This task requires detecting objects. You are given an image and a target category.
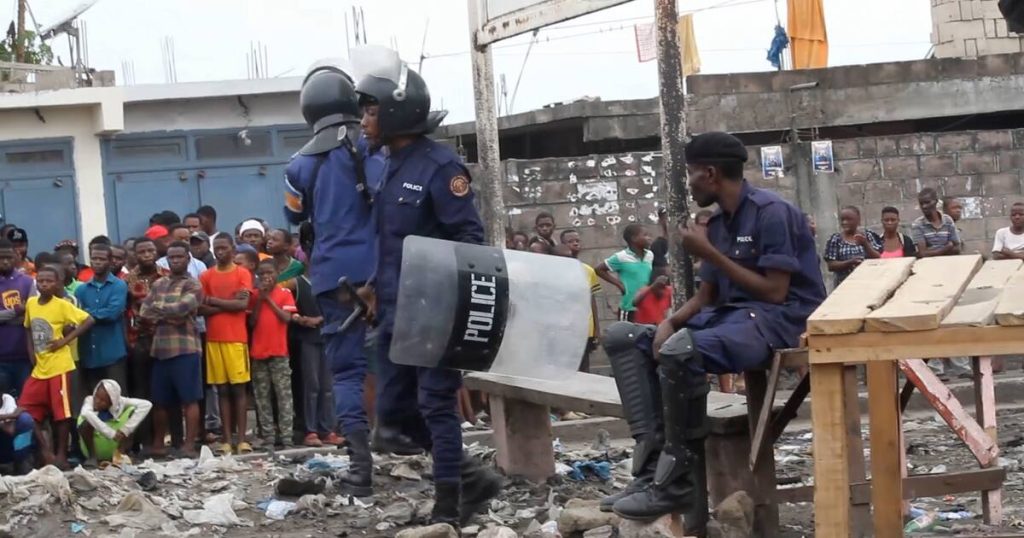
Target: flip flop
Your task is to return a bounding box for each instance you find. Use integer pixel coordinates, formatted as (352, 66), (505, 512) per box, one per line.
(236, 441), (253, 455)
(216, 443), (233, 456)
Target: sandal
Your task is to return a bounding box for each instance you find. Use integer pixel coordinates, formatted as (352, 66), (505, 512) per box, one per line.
(236, 441), (253, 455)
(216, 442), (233, 456)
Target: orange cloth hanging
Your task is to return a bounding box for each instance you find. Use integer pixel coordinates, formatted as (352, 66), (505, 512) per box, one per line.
(677, 14), (701, 77)
(787, 0), (828, 69)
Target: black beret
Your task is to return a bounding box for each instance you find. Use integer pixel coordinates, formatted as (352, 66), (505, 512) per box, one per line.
(684, 132), (748, 164)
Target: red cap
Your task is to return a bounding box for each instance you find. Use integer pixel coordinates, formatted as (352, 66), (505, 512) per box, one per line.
(145, 225), (169, 240)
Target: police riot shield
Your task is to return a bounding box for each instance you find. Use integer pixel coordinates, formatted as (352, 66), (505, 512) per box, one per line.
(390, 236), (591, 378)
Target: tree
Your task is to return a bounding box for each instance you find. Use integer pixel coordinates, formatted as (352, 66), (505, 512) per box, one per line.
(1, 29), (54, 65)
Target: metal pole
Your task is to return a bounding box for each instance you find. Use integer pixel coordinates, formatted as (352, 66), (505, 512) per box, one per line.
(654, 0), (695, 305)
(467, 0), (507, 247)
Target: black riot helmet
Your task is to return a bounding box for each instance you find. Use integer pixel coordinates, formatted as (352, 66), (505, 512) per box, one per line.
(356, 64), (441, 140)
(297, 64), (361, 155)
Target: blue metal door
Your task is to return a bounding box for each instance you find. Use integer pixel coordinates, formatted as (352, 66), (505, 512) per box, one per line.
(111, 170), (199, 240)
(1, 175), (78, 254)
(197, 164), (286, 233)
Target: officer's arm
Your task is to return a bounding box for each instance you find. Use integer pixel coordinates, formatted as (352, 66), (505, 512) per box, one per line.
(283, 159), (310, 225)
(429, 164), (485, 244)
(666, 281), (715, 330)
(701, 208), (796, 305)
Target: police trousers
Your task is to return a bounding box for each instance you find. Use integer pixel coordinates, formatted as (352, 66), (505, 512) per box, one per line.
(317, 293), (369, 436)
(376, 320), (463, 483)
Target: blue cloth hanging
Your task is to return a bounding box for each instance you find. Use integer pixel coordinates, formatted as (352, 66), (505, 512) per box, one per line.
(767, 24), (790, 70)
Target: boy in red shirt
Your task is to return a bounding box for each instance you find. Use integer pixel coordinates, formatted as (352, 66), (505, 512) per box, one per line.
(198, 234), (254, 455)
(250, 260), (297, 448)
(632, 272), (673, 325)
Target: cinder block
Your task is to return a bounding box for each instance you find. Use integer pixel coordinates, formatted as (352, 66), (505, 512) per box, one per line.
(982, 196), (1007, 216)
(932, 0), (963, 23)
(938, 19), (984, 44)
(838, 159), (881, 182)
(858, 138), (879, 158)
(975, 130), (1013, 151)
(1000, 149), (1024, 170)
(958, 217), (986, 241)
(978, 37), (1022, 55)
(897, 134), (936, 155)
(865, 181), (904, 203)
(880, 156), (920, 179)
(876, 137), (900, 157)
(982, 172), (1022, 195)
(902, 177), (946, 199)
(958, 152), (998, 174)
(944, 175), (984, 196)
(936, 133), (974, 152)
(837, 182), (866, 207)
(965, 38), (979, 57)
(831, 139), (859, 160)
(934, 39), (967, 58)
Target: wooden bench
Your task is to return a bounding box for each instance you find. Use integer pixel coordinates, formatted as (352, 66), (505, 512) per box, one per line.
(465, 369), (790, 536)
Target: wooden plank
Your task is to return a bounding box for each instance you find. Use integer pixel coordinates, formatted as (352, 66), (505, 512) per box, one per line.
(942, 260), (1024, 327)
(770, 374), (809, 444)
(490, 396), (555, 482)
(994, 266), (1024, 326)
(866, 255), (983, 332)
(742, 371), (779, 538)
(810, 363), (850, 538)
(807, 257), (915, 335)
(775, 467), (1007, 505)
(900, 359), (1000, 466)
(867, 362), (904, 537)
(749, 353), (783, 470)
(808, 325), (1024, 364)
(843, 366), (872, 536)
(974, 356), (1003, 525)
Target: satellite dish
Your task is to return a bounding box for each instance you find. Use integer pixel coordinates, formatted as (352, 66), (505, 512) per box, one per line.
(38, 0), (101, 40)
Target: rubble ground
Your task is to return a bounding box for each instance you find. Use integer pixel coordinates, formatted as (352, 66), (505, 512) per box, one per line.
(3, 407), (1024, 537)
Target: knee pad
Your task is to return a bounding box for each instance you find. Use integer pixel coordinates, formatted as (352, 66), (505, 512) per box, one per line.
(603, 322), (654, 357)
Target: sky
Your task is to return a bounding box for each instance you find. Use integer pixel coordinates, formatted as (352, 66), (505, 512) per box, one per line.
(5, 0), (934, 123)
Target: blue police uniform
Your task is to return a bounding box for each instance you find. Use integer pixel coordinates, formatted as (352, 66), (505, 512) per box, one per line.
(284, 144), (385, 437)
(374, 136), (484, 483)
(658, 180), (825, 376)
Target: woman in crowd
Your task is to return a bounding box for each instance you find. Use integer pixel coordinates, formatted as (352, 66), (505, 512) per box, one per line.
(823, 205), (881, 287)
(878, 206), (917, 258)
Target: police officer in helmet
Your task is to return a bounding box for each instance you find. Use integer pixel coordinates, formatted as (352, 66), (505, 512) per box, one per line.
(283, 59), (382, 497)
(353, 48), (501, 526)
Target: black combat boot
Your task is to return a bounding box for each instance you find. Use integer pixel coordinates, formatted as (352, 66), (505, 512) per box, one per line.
(372, 424), (424, 456)
(431, 481), (462, 528)
(337, 429), (373, 497)
(612, 328), (709, 537)
(599, 322), (665, 513)
(459, 454), (502, 525)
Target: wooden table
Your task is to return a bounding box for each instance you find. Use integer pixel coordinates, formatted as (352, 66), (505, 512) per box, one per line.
(807, 255), (1019, 537)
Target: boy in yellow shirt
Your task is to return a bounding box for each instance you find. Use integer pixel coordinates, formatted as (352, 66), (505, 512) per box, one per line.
(21, 265), (94, 469)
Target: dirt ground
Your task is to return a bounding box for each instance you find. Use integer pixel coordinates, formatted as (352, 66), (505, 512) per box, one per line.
(2, 406), (1023, 538)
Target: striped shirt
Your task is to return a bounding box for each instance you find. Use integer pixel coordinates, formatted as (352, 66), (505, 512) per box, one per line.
(911, 213), (960, 251)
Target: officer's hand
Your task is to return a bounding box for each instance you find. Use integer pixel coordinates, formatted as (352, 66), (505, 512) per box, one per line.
(652, 320), (676, 361)
(357, 285), (377, 324)
(678, 221), (714, 260)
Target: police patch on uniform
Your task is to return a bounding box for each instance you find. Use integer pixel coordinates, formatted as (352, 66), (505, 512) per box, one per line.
(450, 175), (470, 197)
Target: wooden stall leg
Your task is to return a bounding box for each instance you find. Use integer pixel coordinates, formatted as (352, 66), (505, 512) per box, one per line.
(973, 356), (1002, 525)
(843, 366), (871, 537)
(749, 355), (782, 470)
(744, 371), (779, 538)
(489, 395), (555, 482)
(867, 361), (904, 537)
(811, 363), (850, 538)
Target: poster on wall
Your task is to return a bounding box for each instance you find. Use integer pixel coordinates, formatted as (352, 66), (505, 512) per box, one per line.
(760, 146), (784, 179)
(811, 140), (835, 173)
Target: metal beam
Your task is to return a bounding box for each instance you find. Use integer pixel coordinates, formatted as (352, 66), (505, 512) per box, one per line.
(476, 0), (631, 47)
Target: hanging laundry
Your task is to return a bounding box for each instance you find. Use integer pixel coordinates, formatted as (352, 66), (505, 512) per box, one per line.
(767, 24), (790, 69)
(634, 22), (657, 62)
(678, 14), (701, 76)
(787, 0), (828, 69)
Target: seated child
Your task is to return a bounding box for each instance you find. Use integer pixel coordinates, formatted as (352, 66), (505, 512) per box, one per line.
(77, 379), (152, 467)
(0, 382), (34, 475)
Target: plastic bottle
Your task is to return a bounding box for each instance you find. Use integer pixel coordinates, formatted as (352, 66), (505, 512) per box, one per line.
(904, 512), (937, 532)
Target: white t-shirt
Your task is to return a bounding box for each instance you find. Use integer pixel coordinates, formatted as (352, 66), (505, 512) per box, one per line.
(992, 227), (1024, 253)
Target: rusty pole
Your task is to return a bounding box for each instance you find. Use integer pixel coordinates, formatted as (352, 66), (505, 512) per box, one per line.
(467, 0), (507, 247)
(15, 0), (28, 63)
(654, 0), (694, 305)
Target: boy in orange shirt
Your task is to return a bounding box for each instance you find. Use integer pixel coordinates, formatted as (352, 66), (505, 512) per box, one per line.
(250, 260), (297, 448)
(199, 234), (254, 455)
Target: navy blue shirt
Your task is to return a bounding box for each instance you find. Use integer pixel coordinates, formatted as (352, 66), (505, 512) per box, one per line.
(284, 143), (385, 295)
(74, 274), (128, 368)
(375, 137), (485, 317)
(697, 180), (825, 347)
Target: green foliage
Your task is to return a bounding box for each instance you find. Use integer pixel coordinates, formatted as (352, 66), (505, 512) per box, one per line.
(0, 29), (54, 65)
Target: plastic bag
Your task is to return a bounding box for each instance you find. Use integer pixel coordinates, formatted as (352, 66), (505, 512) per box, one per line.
(102, 491), (170, 530)
(182, 493), (252, 527)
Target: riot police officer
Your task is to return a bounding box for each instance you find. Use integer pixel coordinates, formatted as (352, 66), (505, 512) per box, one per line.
(353, 50), (501, 527)
(283, 59), (382, 497)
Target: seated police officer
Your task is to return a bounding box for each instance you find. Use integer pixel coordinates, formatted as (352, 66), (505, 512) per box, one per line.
(601, 132), (825, 533)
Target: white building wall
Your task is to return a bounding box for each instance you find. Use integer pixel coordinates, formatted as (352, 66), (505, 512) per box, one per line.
(122, 93), (302, 134)
(932, 0), (1021, 57)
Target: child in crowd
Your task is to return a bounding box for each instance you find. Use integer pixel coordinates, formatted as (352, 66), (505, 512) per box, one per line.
(22, 265), (95, 468)
(993, 202), (1024, 260)
(0, 379), (34, 475)
(293, 272), (342, 447)
(250, 260), (296, 448)
(632, 271), (673, 325)
(77, 379), (152, 467)
(234, 250), (260, 286)
(595, 224), (653, 322)
(199, 234), (254, 455)
(532, 212), (556, 249)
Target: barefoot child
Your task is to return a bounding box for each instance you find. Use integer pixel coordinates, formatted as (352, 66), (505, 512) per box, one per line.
(77, 379), (152, 466)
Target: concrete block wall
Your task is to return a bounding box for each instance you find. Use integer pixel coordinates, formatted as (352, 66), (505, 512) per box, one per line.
(932, 0), (1021, 58)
